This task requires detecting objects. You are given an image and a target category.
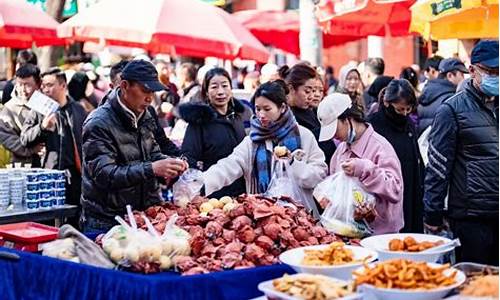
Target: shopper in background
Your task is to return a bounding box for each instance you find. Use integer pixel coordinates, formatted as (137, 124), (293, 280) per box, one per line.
(368, 79), (424, 233)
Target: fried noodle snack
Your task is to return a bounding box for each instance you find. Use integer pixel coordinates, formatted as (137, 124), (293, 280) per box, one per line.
(273, 274), (355, 300)
(353, 259), (457, 290)
(461, 275), (499, 297)
(302, 242), (360, 266)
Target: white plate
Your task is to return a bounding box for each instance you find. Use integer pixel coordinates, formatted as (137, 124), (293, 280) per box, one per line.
(354, 262), (466, 300)
(360, 233), (453, 263)
(258, 275), (362, 300)
(279, 244), (378, 280)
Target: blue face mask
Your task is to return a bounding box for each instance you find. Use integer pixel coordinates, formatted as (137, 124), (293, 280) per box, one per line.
(481, 74), (499, 97)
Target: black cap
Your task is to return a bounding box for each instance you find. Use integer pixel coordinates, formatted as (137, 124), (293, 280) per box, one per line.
(439, 58), (469, 74)
(471, 40), (499, 68)
(121, 60), (166, 92)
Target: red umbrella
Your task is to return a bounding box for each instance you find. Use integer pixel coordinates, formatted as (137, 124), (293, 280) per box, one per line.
(0, 0), (65, 48)
(57, 0), (270, 63)
(233, 9), (360, 56)
(316, 0), (416, 37)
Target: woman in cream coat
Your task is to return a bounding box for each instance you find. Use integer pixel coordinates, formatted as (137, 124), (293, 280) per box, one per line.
(202, 80), (328, 211)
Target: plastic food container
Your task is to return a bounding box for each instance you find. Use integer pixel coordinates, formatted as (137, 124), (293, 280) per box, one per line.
(0, 222), (59, 252)
(279, 244), (377, 280)
(355, 262), (466, 300)
(360, 233), (454, 263)
(453, 263), (499, 277)
(258, 274), (362, 300)
(445, 263), (499, 300)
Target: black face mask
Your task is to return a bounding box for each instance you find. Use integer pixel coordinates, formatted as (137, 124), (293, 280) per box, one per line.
(383, 104), (408, 126)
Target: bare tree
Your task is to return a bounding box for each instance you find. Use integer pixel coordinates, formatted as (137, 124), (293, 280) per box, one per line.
(38, 0), (66, 71)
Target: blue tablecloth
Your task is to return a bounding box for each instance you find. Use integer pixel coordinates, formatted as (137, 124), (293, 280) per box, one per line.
(0, 247), (295, 300)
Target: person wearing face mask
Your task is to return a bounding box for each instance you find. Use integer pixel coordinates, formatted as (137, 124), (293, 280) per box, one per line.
(423, 40), (499, 265)
(201, 80), (327, 209)
(367, 79), (424, 233)
(318, 93), (404, 234)
(179, 67), (251, 199)
(417, 58), (469, 136)
(279, 63), (336, 164)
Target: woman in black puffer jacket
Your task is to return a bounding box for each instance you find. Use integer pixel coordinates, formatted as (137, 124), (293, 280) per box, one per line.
(179, 68), (250, 199)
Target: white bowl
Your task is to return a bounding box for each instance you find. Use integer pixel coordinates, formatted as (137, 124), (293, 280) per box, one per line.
(258, 274), (362, 300)
(279, 244), (378, 280)
(354, 262), (466, 300)
(360, 233), (453, 263)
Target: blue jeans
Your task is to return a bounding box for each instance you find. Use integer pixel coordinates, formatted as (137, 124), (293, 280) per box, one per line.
(81, 215), (115, 236)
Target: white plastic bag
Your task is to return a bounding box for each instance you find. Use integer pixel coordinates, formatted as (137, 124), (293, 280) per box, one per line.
(101, 206), (164, 268)
(314, 172), (376, 238)
(159, 214), (191, 258)
(41, 238), (79, 263)
(266, 158), (320, 218)
(172, 168), (204, 207)
(418, 126), (432, 166)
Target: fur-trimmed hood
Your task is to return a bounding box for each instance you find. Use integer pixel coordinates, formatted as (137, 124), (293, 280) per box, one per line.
(178, 99), (247, 125)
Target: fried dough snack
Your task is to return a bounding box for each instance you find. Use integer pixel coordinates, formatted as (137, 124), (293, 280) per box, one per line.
(461, 275), (499, 297)
(302, 242), (358, 266)
(353, 259), (457, 290)
(273, 274), (355, 300)
(388, 236), (444, 252)
(274, 146), (289, 158)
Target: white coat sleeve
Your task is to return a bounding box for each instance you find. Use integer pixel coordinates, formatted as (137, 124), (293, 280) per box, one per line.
(289, 128), (328, 189)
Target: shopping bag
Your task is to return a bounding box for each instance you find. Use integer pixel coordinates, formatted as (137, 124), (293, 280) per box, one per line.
(266, 158), (320, 218)
(172, 168), (204, 208)
(314, 172), (376, 238)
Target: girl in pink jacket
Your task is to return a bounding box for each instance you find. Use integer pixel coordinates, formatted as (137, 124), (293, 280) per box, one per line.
(317, 93), (404, 234)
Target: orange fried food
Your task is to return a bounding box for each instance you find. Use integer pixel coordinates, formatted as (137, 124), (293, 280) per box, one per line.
(388, 239), (405, 251)
(388, 237), (444, 252)
(403, 236), (417, 248)
(353, 259), (457, 290)
(302, 242), (358, 266)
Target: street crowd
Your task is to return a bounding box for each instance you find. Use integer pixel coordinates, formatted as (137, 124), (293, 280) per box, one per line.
(0, 39), (498, 266)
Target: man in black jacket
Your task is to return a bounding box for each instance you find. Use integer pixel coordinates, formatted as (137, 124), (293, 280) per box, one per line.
(101, 60), (180, 157)
(423, 40), (499, 265)
(81, 60), (187, 232)
(21, 68), (87, 227)
(417, 58), (468, 135)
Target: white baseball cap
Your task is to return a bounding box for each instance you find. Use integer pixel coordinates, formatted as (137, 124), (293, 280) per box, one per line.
(317, 93), (352, 142)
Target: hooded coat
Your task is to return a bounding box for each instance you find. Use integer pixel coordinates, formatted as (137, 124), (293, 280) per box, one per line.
(179, 99), (250, 198)
(368, 106), (425, 233)
(364, 76), (394, 115)
(417, 78), (457, 136)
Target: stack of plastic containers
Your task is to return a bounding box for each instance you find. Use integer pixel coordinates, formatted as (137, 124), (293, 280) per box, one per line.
(26, 169), (66, 210)
(0, 170), (9, 210)
(0, 168), (66, 211)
